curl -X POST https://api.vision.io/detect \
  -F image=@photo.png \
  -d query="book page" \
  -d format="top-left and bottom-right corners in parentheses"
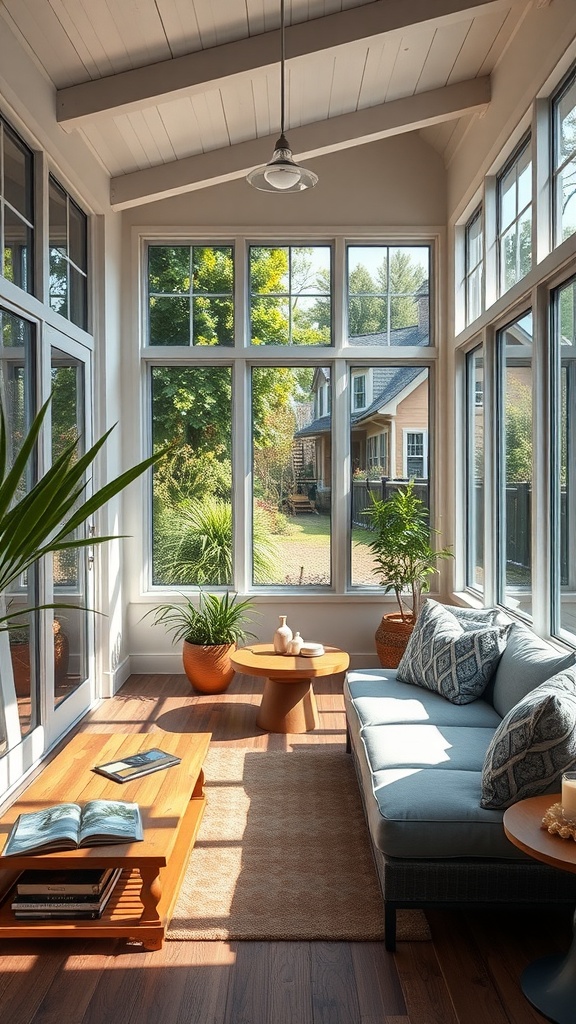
top-left (3, 803), bottom-right (81, 856)
top-left (78, 800), bottom-right (143, 846)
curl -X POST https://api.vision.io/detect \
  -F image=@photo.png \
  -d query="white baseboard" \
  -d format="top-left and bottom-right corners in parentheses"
top-left (127, 651), bottom-right (380, 676)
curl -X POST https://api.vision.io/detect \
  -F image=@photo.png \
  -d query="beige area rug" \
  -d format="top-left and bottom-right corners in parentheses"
top-left (167, 748), bottom-right (430, 942)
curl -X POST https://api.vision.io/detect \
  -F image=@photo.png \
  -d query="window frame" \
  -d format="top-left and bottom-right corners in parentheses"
top-left (464, 207), bottom-right (483, 325)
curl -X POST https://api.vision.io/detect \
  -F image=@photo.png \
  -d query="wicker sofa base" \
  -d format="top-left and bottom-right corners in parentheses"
top-left (379, 854), bottom-right (576, 950)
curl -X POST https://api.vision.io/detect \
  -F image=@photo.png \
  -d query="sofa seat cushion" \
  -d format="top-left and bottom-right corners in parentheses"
top-left (346, 670), bottom-right (503, 730)
top-left (490, 621), bottom-right (576, 718)
top-left (353, 755), bottom-right (519, 860)
top-left (361, 723), bottom-right (495, 773)
top-left (396, 600), bottom-right (510, 704)
top-left (481, 667), bottom-right (576, 809)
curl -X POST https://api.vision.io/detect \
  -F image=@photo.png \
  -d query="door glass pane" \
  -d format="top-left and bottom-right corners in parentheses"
top-left (0, 308), bottom-right (38, 740)
top-left (351, 366), bottom-right (429, 586)
top-left (466, 347), bottom-right (484, 591)
top-left (554, 278), bottom-right (576, 638)
top-left (51, 348), bottom-right (89, 708)
top-left (151, 366), bottom-right (233, 585)
top-left (252, 366), bottom-right (331, 586)
top-left (499, 312), bottom-right (533, 617)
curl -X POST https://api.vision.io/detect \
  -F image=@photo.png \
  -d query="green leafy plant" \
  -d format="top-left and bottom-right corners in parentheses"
top-left (147, 590), bottom-right (257, 647)
top-left (0, 395), bottom-right (168, 627)
top-left (361, 481), bottom-right (453, 622)
top-left (153, 496), bottom-right (278, 585)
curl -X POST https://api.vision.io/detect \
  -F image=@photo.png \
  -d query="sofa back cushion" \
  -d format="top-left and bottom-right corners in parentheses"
top-left (491, 622), bottom-right (576, 718)
top-left (481, 667), bottom-right (576, 809)
top-left (396, 600), bottom-right (510, 705)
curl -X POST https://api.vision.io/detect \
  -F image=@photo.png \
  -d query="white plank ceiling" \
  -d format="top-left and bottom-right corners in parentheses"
top-left (1, 0), bottom-right (531, 208)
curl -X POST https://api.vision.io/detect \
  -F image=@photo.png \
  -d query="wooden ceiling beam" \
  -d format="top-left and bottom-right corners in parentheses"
top-left (110, 76), bottom-right (490, 209)
top-left (58, 0), bottom-right (512, 129)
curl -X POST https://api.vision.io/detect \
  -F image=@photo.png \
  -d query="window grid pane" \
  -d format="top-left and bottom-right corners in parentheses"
top-left (497, 140), bottom-right (532, 296)
top-left (248, 245), bottom-right (332, 346)
top-left (553, 72), bottom-right (576, 244)
top-left (466, 347), bottom-right (484, 592)
top-left (48, 176), bottom-right (88, 330)
top-left (1, 118), bottom-right (34, 294)
top-left (147, 245), bottom-right (234, 346)
top-left (347, 245), bottom-right (430, 346)
top-left (552, 276), bottom-right (576, 639)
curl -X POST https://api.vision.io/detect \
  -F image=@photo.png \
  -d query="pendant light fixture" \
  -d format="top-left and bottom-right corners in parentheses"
top-left (247, 0), bottom-right (318, 193)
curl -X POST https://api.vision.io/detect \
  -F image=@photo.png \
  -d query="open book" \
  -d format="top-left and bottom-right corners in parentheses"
top-left (2, 800), bottom-right (143, 857)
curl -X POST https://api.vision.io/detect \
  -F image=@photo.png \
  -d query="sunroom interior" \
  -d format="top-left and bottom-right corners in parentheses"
top-left (1, 0), bottom-right (576, 1014)
top-left (2, 0), bottom-right (576, 805)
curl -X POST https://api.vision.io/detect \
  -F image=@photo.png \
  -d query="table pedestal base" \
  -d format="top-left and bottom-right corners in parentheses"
top-left (256, 676), bottom-right (319, 733)
top-left (522, 922), bottom-right (576, 1024)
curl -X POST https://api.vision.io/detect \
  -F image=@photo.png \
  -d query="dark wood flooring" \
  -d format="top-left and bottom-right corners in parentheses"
top-left (0, 669), bottom-right (573, 1024)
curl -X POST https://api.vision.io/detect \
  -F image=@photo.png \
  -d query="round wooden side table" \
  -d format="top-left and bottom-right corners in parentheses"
top-left (504, 793), bottom-right (576, 1024)
top-left (230, 643), bottom-right (350, 734)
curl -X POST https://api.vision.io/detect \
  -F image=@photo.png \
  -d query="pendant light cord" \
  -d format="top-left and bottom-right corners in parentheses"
top-left (280, 0), bottom-right (286, 137)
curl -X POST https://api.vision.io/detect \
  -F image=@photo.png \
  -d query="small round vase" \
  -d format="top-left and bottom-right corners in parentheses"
top-left (273, 615), bottom-right (293, 654)
top-left (288, 631), bottom-right (303, 655)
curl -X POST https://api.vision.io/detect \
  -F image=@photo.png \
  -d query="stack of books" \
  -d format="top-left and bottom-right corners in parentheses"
top-left (11, 866), bottom-right (122, 920)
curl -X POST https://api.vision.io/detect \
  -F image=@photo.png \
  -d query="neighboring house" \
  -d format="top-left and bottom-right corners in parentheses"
top-left (295, 364), bottom-right (429, 506)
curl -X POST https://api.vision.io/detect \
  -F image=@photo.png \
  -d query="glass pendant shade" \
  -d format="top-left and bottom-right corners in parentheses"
top-left (247, 134), bottom-right (318, 193)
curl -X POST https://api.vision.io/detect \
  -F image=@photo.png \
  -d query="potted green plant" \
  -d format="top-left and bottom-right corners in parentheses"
top-left (361, 481), bottom-right (453, 667)
top-left (147, 590), bottom-right (257, 693)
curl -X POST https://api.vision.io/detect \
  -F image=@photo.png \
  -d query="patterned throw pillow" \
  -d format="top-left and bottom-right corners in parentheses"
top-left (480, 668), bottom-right (576, 809)
top-left (396, 600), bottom-right (509, 705)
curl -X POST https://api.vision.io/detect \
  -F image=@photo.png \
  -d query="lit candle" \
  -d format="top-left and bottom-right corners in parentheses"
top-left (562, 772), bottom-right (576, 817)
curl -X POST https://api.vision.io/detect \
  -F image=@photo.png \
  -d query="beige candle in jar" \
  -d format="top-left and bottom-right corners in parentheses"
top-left (562, 772), bottom-right (576, 817)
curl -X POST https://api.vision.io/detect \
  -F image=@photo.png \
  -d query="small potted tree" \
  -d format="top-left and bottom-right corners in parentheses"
top-left (147, 590), bottom-right (257, 693)
top-left (361, 481), bottom-right (453, 667)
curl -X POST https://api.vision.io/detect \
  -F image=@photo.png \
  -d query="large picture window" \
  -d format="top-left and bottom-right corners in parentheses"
top-left (351, 366), bottom-right (430, 586)
top-left (144, 237), bottom-right (436, 594)
top-left (150, 366), bottom-right (233, 586)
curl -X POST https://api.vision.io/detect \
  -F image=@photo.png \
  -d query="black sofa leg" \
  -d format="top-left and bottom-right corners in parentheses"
top-left (346, 725), bottom-right (351, 753)
top-left (384, 904), bottom-right (396, 952)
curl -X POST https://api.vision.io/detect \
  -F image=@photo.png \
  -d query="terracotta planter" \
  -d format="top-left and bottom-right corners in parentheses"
top-left (10, 620), bottom-right (70, 697)
top-left (375, 612), bottom-right (415, 669)
top-left (182, 640), bottom-right (236, 693)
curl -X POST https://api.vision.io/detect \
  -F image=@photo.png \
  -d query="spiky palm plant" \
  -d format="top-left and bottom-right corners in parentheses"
top-left (147, 590), bottom-right (256, 647)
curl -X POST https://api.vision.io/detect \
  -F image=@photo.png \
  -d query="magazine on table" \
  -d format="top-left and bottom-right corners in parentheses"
top-left (92, 748), bottom-right (181, 783)
top-left (16, 866), bottom-right (115, 896)
top-left (2, 800), bottom-right (143, 857)
top-left (12, 867), bottom-right (122, 913)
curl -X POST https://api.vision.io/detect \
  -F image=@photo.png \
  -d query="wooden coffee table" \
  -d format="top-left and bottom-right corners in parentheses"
top-left (0, 731), bottom-right (211, 950)
top-left (504, 794), bottom-right (576, 1024)
top-left (230, 643), bottom-right (349, 733)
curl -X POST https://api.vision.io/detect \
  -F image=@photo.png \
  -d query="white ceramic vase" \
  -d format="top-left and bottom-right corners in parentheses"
top-left (273, 615), bottom-right (293, 653)
top-left (288, 632), bottom-right (303, 655)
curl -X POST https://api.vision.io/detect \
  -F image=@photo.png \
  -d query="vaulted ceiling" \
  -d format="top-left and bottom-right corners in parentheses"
top-left (2, 0), bottom-right (531, 209)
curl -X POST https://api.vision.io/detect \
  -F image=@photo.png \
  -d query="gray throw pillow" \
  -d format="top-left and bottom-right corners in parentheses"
top-left (397, 599), bottom-right (510, 705)
top-left (481, 667), bottom-right (576, 809)
top-left (490, 621), bottom-right (576, 718)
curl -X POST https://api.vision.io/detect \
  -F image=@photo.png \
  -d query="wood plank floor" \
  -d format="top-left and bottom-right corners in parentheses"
top-left (0, 669), bottom-right (573, 1024)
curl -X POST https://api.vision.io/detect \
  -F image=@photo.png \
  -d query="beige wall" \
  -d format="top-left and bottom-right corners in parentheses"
top-left (392, 380), bottom-right (429, 477)
top-left (122, 132), bottom-right (446, 230)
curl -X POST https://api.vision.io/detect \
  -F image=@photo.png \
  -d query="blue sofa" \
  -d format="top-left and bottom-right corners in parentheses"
top-left (345, 605), bottom-right (576, 950)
